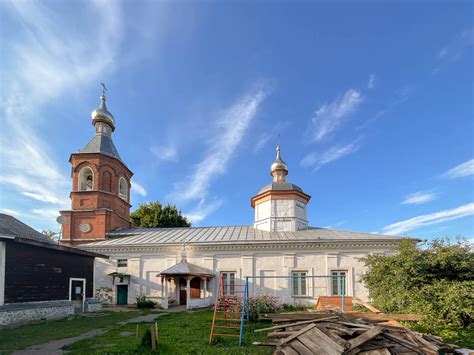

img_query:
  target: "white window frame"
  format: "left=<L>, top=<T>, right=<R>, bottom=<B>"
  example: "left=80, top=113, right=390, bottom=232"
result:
left=220, top=271, right=236, bottom=296
left=291, top=270, right=308, bottom=297
left=118, top=177, right=128, bottom=202
left=78, top=167, right=94, bottom=192
left=69, top=277, right=86, bottom=312
left=331, top=270, right=347, bottom=296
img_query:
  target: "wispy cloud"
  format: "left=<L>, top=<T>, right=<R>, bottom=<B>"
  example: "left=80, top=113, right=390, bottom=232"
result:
left=402, top=191, right=439, bottom=205
left=301, top=140, right=360, bottom=171
left=438, top=27, right=474, bottom=61
left=382, top=203, right=474, bottom=235
left=308, top=89, right=363, bottom=142
left=184, top=198, right=224, bottom=224
left=151, top=145, right=178, bottom=162
left=169, top=85, right=268, bottom=222
left=1, top=209, right=20, bottom=216
left=131, top=181, right=147, bottom=197
left=442, top=159, right=474, bottom=179
left=0, top=1, right=123, bottom=226
left=254, top=121, right=290, bottom=152
left=368, top=74, right=376, bottom=89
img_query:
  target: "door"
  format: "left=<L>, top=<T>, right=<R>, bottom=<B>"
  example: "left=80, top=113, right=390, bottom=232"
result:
left=331, top=271, right=347, bottom=296
left=221, top=272, right=236, bottom=296
left=69, top=278, right=85, bottom=313
left=190, top=277, right=201, bottom=299
left=179, top=278, right=187, bottom=305
left=117, top=285, right=128, bottom=305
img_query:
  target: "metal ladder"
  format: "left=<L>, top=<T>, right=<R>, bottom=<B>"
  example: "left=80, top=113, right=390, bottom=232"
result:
left=208, top=274, right=247, bottom=344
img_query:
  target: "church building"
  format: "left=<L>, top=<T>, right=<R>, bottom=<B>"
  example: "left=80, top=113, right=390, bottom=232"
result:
left=61, top=92, right=406, bottom=308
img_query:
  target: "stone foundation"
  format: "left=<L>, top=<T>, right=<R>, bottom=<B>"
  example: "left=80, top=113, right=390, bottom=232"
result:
left=0, top=300, right=74, bottom=328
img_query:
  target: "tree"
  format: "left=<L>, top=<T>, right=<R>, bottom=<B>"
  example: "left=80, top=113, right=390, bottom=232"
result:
left=130, top=202, right=191, bottom=228
left=360, top=238, right=473, bottom=333
left=41, top=229, right=59, bottom=242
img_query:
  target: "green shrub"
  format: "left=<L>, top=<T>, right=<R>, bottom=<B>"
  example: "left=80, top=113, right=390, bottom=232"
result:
left=136, top=295, right=155, bottom=309
left=361, top=237, right=473, bottom=333
left=282, top=304, right=311, bottom=312
left=248, top=295, right=283, bottom=321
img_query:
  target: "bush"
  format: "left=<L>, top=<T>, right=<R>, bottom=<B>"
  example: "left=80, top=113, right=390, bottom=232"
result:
left=248, top=295, right=283, bottom=321
left=361, top=237, right=473, bottom=333
left=136, top=295, right=156, bottom=309
left=282, top=304, right=311, bottom=312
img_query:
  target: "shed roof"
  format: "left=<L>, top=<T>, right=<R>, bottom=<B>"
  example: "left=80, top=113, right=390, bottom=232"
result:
left=80, top=226, right=404, bottom=248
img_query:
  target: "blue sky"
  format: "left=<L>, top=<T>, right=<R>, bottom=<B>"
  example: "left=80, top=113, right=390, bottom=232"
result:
left=0, top=1, right=473, bottom=241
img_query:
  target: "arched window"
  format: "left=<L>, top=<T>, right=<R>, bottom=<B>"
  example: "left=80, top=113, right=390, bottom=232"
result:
left=78, top=167, right=94, bottom=191
left=119, top=177, right=128, bottom=201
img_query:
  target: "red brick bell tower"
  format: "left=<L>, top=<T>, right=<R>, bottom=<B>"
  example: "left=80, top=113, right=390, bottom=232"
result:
left=59, top=86, right=133, bottom=245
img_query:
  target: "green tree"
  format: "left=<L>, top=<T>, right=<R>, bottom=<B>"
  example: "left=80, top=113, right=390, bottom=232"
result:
left=41, top=229, right=59, bottom=242
left=361, top=238, right=473, bottom=333
left=130, top=202, right=191, bottom=228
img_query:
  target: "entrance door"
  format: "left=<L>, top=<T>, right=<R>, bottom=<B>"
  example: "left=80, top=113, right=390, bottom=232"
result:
left=190, top=277, right=201, bottom=299
left=179, top=278, right=187, bottom=305
left=117, top=285, right=128, bottom=305
left=69, top=278, right=85, bottom=313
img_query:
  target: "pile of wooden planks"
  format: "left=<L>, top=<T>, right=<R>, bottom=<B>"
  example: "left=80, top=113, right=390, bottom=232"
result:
left=254, top=311, right=462, bottom=354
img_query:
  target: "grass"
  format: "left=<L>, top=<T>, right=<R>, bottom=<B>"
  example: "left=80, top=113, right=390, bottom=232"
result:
left=65, top=310, right=273, bottom=354
left=0, top=309, right=150, bottom=353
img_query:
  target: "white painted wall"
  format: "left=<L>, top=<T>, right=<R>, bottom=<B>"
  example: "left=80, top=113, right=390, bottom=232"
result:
left=254, top=199, right=308, bottom=232
left=93, top=244, right=391, bottom=306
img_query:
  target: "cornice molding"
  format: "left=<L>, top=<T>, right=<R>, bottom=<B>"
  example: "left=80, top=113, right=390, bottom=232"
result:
left=81, top=240, right=399, bottom=255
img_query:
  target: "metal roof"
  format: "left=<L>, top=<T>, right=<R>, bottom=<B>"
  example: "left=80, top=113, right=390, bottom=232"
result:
left=81, top=226, right=402, bottom=248
left=0, top=213, right=55, bottom=244
left=258, top=182, right=304, bottom=194
left=160, top=261, right=214, bottom=276
left=77, top=134, right=123, bottom=162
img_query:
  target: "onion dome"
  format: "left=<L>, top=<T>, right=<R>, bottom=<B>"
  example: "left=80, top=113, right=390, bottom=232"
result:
left=270, top=145, right=288, bottom=181
left=91, top=94, right=115, bottom=131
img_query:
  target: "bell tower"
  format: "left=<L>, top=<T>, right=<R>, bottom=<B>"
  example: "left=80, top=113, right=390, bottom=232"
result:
left=59, top=85, right=133, bottom=245
left=251, top=145, right=311, bottom=232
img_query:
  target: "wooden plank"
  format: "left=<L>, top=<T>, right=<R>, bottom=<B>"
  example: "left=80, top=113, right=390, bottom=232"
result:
left=352, top=297, right=381, bottom=313
left=289, top=339, right=313, bottom=355
left=298, top=332, right=344, bottom=355
left=383, top=333, right=424, bottom=354
left=346, top=312, right=422, bottom=321
left=347, top=326, right=384, bottom=351
left=254, top=316, right=339, bottom=333
left=252, top=341, right=279, bottom=346
left=306, top=327, right=346, bottom=353
left=279, top=345, right=299, bottom=355
left=268, top=331, right=295, bottom=338
left=359, top=349, right=391, bottom=355
left=338, top=321, right=372, bottom=329
left=279, top=323, right=316, bottom=346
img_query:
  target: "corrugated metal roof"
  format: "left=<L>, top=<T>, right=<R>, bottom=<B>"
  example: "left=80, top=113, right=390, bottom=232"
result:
left=81, top=226, right=401, bottom=247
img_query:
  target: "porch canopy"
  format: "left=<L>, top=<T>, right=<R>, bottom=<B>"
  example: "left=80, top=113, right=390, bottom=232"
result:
left=159, top=258, right=214, bottom=309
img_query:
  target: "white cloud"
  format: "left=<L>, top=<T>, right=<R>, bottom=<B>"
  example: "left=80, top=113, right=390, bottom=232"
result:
left=442, top=159, right=474, bottom=179
left=169, top=86, right=267, bottom=223
left=254, top=121, right=290, bottom=152
left=382, top=203, right=474, bottom=235
left=131, top=181, right=147, bottom=197
left=437, top=27, right=474, bottom=61
left=1, top=209, right=20, bottom=216
left=31, top=208, right=62, bottom=220
left=402, top=191, right=439, bottom=205
left=301, top=141, right=360, bottom=171
left=308, top=89, right=363, bottom=142
left=184, top=198, right=223, bottom=224
left=368, top=74, right=376, bottom=89
left=151, top=145, right=178, bottom=162
left=170, top=86, right=267, bottom=203
left=0, top=1, right=123, bottom=224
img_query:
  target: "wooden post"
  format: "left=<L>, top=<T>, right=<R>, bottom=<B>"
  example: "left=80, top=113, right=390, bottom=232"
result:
left=135, top=324, right=139, bottom=344
left=151, top=324, right=157, bottom=351
left=155, top=322, right=159, bottom=348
